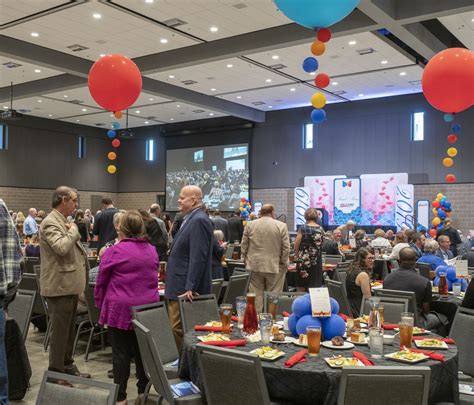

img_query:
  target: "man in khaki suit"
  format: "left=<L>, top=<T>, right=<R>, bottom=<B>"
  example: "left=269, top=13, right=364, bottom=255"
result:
left=241, top=204, right=290, bottom=312
left=40, top=186, right=90, bottom=382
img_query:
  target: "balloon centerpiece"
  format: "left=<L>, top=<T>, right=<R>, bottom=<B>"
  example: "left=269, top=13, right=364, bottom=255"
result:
left=433, top=266, right=468, bottom=292
left=429, top=193, right=452, bottom=238
left=240, top=198, right=252, bottom=225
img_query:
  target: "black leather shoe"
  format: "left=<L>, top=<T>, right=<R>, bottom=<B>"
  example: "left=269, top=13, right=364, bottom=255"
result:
left=64, top=365, right=91, bottom=379
left=47, top=378, right=73, bottom=387
left=107, top=369, right=114, bottom=378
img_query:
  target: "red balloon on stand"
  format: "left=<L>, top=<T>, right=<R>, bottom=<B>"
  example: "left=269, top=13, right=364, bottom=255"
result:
left=446, top=174, right=456, bottom=183
left=317, top=28, right=332, bottom=43
left=447, top=134, right=457, bottom=144
left=112, top=139, right=121, bottom=148
left=315, top=73, right=330, bottom=88
left=88, top=54, right=142, bottom=112
left=429, top=229, right=437, bottom=238
left=422, top=48, right=474, bottom=113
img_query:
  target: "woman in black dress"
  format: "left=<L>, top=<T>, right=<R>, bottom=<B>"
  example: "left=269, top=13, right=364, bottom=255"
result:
left=346, top=248, right=374, bottom=316
left=294, top=208, right=324, bottom=292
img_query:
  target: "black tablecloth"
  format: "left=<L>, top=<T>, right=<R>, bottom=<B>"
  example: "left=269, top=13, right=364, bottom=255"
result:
left=432, top=293, right=463, bottom=334
left=179, top=329, right=459, bottom=405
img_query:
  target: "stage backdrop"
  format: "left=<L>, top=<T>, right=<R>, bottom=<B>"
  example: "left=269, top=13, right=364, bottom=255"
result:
left=333, top=178, right=361, bottom=225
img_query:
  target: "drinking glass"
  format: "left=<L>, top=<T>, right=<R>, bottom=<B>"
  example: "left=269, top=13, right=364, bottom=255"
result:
left=369, top=327, right=384, bottom=359
left=219, top=304, right=233, bottom=334
left=235, top=296, right=246, bottom=328
left=399, top=312, right=414, bottom=349
left=452, top=282, right=461, bottom=296
left=306, top=326, right=321, bottom=357
left=378, top=305, right=385, bottom=326
left=259, top=313, right=273, bottom=344
left=267, top=293, right=279, bottom=320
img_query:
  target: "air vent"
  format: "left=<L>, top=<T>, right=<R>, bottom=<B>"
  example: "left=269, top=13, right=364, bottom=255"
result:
left=68, top=100, right=83, bottom=104
left=192, top=109, right=205, bottom=113
left=356, top=48, right=375, bottom=55
left=146, top=116, right=157, bottom=120
left=181, top=80, right=197, bottom=85
left=251, top=101, right=266, bottom=106
left=333, top=90, right=347, bottom=95
left=67, top=44, right=89, bottom=52
left=18, top=109, right=31, bottom=113
left=233, top=2, right=248, bottom=9
left=162, top=18, right=187, bottom=27
left=269, top=63, right=287, bottom=70
left=95, top=123, right=106, bottom=126
left=3, top=61, right=22, bottom=68
left=409, top=80, right=422, bottom=85
left=95, top=40, right=107, bottom=44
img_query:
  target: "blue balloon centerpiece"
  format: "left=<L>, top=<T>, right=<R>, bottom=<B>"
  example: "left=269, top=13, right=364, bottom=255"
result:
left=434, top=265, right=469, bottom=291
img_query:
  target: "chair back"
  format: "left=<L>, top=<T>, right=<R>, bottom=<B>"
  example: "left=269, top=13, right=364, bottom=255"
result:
left=36, top=370, right=118, bottom=405
left=337, top=366, right=430, bottom=405
left=18, top=273, right=44, bottom=314
left=326, top=280, right=352, bottom=317
left=24, top=257, right=40, bottom=274
left=88, top=257, right=98, bottom=269
left=416, top=263, right=431, bottom=280
left=450, top=307, right=474, bottom=377
left=84, top=284, right=101, bottom=324
left=324, top=255, right=343, bottom=264
left=222, top=273, right=251, bottom=311
left=179, top=294, right=219, bottom=334
left=263, top=291, right=305, bottom=314
left=360, top=296, right=409, bottom=323
left=33, top=265, right=50, bottom=316
left=132, top=302, right=178, bottom=365
left=233, top=267, right=248, bottom=276
left=8, top=289, right=36, bottom=341
left=196, top=344, right=271, bottom=405
left=211, top=278, right=224, bottom=301
left=373, top=289, right=419, bottom=326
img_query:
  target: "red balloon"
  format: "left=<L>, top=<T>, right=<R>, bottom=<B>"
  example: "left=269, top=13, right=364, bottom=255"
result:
left=432, top=200, right=440, bottom=208
left=446, top=174, right=456, bottom=183
left=317, top=28, right=332, bottom=43
left=429, top=229, right=437, bottom=238
left=88, top=54, right=142, bottom=112
left=447, top=134, right=457, bottom=144
left=315, top=73, right=330, bottom=88
left=112, top=139, right=121, bottom=148
left=422, top=48, right=474, bottom=113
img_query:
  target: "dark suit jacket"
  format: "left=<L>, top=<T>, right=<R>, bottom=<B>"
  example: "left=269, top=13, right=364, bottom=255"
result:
left=212, top=216, right=230, bottom=241
left=165, top=208, right=213, bottom=300
left=436, top=248, right=454, bottom=261
left=322, top=240, right=340, bottom=255
left=228, top=216, right=244, bottom=243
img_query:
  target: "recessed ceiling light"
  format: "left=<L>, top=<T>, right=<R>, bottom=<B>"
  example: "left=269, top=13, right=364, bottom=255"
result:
left=110, top=114, right=114, bottom=117
left=81, top=108, right=87, bottom=112
left=236, top=96, right=242, bottom=99
left=63, top=95, right=68, bottom=98
left=168, top=75, right=175, bottom=79
left=176, top=105, right=181, bottom=108
left=37, top=99, right=42, bottom=103
left=48, top=114, right=52, bottom=117
left=34, top=69, right=41, bottom=73
left=265, top=79, right=272, bottom=83
left=290, top=88, right=296, bottom=92
left=358, top=93, right=364, bottom=97
left=332, top=81, right=338, bottom=86
left=100, top=53, right=106, bottom=57
left=381, top=60, right=388, bottom=64
left=145, top=0, right=154, bottom=3
left=349, top=40, right=357, bottom=45
left=226, top=64, right=233, bottom=68
left=272, top=55, right=279, bottom=60
left=3, top=106, right=8, bottom=109
left=135, top=110, right=141, bottom=114
left=93, top=13, right=102, bottom=19
left=160, top=38, right=168, bottom=44
left=210, top=88, right=216, bottom=91
left=210, top=26, right=218, bottom=32
left=400, top=71, right=407, bottom=76
left=209, top=113, right=214, bottom=116
left=170, top=118, right=174, bottom=121
left=145, top=121, right=150, bottom=124
left=309, top=72, right=316, bottom=75
left=149, top=98, right=154, bottom=101
left=76, top=119, right=80, bottom=122
left=268, top=106, right=273, bottom=109
left=31, top=32, right=39, bottom=37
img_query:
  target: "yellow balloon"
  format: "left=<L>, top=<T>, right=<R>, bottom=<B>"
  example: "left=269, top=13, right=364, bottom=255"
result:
left=442, top=157, right=453, bottom=167
left=432, top=217, right=441, bottom=226
left=107, top=165, right=117, bottom=174
left=436, top=193, right=444, bottom=200
left=447, top=147, right=457, bottom=157
left=311, top=92, right=327, bottom=109
left=432, top=208, right=438, bottom=215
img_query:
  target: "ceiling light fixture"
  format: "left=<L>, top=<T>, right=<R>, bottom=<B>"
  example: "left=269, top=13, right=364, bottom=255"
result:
left=81, top=108, right=87, bottom=111
left=381, top=60, right=388, bottom=64
left=160, top=38, right=168, bottom=44
left=169, top=75, right=175, bottom=79
left=48, top=114, right=52, bottom=117
left=34, top=69, right=41, bottom=73
left=149, top=98, right=154, bottom=101
left=400, top=71, right=407, bottom=76
left=290, top=88, right=296, bottom=92
left=93, top=13, right=102, bottom=19
left=176, top=105, right=181, bottom=108
left=358, top=93, right=364, bottom=97
left=145, top=121, right=150, bottom=124
left=272, top=55, right=279, bottom=60
left=37, top=99, right=42, bottom=103
left=170, top=118, right=174, bottom=121
left=265, top=79, right=272, bottom=83
left=236, top=96, right=242, bottom=99
left=210, top=26, right=218, bottom=32
left=135, top=110, right=141, bottom=113
left=309, top=72, right=316, bottom=75
left=348, top=40, right=357, bottom=45
left=63, top=95, right=68, bottom=98
left=76, top=119, right=80, bottom=122
left=226, top=64, right=233, bottom=68
left=268, top=106, right=273, bottom=109
left=332, top=81, right=338, bottom=85
left=210, top=88, right=216, bottom=91
left=209, top=113, right=214, bottom=116
left=31, top=32, right=39, bottom=37
left=100, top=53, right=106, bottom=57
left=3, top=106, right=8, bottom=109
left=145, top=0, right=154, bottom=3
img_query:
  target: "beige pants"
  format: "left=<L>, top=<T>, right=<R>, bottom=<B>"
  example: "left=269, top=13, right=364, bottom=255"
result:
left=167, top=300, right=183, bottom=351
left=249, top=271, right=286, bottom=313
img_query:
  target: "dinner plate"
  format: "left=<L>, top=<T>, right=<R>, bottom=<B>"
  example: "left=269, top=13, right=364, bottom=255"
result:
left=384, top=351, right=429, bottom=364
left=324, top=357, right=364, bottom=368
left=196, top=334, right=230, bottom=343
left=414, top=339, right=448, bottom=350
left=346, top=337, right=369, bottom=346
left=321, top=340, right=355, bottom=350
left=270, top=336, right=296, bottom=344
left=249, top=348, right=285, bottom=361
left=293, top=340, right=307, bottom=348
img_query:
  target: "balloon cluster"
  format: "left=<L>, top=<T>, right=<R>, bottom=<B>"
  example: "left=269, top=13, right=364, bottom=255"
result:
left=429, top=193, right=452, bottom=238
left=441, top=118, right=461, bottom=183
left=288, top=294, right=346, bottom=340
left=240, top=198, right=252, bottom=225
left=433, top=266, right=468, bottom=292
left=105, top=114, right=122, bottom=174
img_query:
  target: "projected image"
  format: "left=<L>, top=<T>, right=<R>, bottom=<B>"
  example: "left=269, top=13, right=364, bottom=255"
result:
left=166, top=144, right=249, bottom=211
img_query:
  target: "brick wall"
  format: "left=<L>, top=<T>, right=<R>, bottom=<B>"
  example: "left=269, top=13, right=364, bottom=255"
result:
left=115, top=192, right=164, bottom=211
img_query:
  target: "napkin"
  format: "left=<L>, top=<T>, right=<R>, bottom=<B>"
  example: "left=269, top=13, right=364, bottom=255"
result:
left=201, top=339, right=246, bottom=347
left=284, top=349, right=307, bottom=368
left=352, top=351, right=374, bottom=366
left=282, top=311, right=290, bottom=317
left=231, top=316, right=239, bottom=322
left=412, top=337, right=455, bottom=344
left=338, top=313, right=349, bottom=321
left=194, top=326, right=223, bottom=332
left=409, top=348, right=445, bottom=362
left=382, top=323, right=399, bottom=330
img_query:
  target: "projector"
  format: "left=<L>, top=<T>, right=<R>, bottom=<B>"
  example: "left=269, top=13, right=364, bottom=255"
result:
left=119, top=129, right=135, bottom=138
left=1, top=109, right=23, bottom=120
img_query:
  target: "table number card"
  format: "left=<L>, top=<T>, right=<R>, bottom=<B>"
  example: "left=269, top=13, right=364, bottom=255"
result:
left=455, top=259, right=468, bottom=278
left=309, top=288, right=331, bottom=317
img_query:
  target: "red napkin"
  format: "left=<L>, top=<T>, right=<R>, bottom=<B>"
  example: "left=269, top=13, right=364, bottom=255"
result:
left=338, top=313, right=348, bottom=321
left=409, top=348, right=445, bottom=362
left=201, top=339, right=246, bottom=347
left=382, top=323, right=399, bottom=330
left=412, top=337, right=455, bottom=344
left=282, top=311, right=290, bottom=317
left=284, top=349, right=307, bottom=368
left=352, top=351, right=374, bottom=366
left=194, top=326, right=222, bottom=332
left=231, top=316, right=239, bottom=322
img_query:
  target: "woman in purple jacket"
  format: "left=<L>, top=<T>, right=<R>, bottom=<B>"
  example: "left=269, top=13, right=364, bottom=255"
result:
left=95, top=210, right=159, bottom=405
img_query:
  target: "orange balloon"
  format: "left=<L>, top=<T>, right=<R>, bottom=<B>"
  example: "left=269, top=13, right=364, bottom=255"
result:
left=447, top=147, right=457, bottom=157
left=108, top=151, right=117, bottom=160
left=442, top=157, right=453, bottom=167
left=114, top=111, right=123, bottom=119
left=311, top=41, right=326, bottom=56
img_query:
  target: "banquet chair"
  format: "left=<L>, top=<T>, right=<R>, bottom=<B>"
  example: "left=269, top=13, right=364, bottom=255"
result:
left=360, top=297, right=409, bottom=324
left=263, top=291, right=305, bottom=315
left=450, top=307, right=474, bottom=380
left=211, top=278, right=224, bottom=302
left=32, top=264, right=53, bottom=351
left=24, top=256, right=40, bottom=274
left=373, top=289, right=419, bottom=326
left=36, top=370, right=118, bottom=405
left=222, top=273, right=251, bottom=311
left=133, top=320, right=202, bottom=405
left=179, top=294, right=219, bottom=334
left=17, top=273, right=46, bottom=330
left=7, top=289, right=36, bottom=342
left=326, top=280, right=353, bottom=317
left=324, top=255, right=343, bottom=264
left=416, top=263, right=432, bottom=280
left=196, top=344, right=272, bottom=405
left=337, top=366, right=430, bottom=405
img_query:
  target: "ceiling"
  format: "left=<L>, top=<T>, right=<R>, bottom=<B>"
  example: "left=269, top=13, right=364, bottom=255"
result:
left=0, top=0, right=472, bottom=129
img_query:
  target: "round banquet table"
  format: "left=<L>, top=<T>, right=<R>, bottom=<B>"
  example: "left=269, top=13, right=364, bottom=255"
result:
left=179, top=329, right=459, bottom=405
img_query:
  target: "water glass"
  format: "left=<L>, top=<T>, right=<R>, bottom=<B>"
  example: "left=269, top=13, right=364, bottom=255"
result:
left=259, top=313, right=273, bottom=344
left=283, top=316, right=289, bottom=331
left=452, top=282, right=461, bottom=296
left=236, top=296, right=246, bottom=328
left=369, top=327, right=384, bottom=359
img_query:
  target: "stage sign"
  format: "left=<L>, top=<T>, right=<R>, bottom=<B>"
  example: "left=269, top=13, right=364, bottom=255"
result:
left=294, top=187, right=310, bottom=231
left=416, top=200, right=430, bottom=232
left=395, top=184, right=415, bottom=231
left=333, top=178, right=361, bottom=225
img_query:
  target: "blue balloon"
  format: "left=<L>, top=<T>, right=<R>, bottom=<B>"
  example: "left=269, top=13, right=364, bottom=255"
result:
left=330, top=297, right=340, bottom=315
left=112, top=121, right=121, bottom=129
left=288, top=313, right=299, bottom=337
left=437, top=225, right=444, bottom=231
left=321, top=314, right=346, bottom=340
left=296, top=315, right=322, bottom=336
left=438, top=211, right=447, bottom=220
left=302, top=57, right=318, bottom=73
left=445, top=201, right=451, bottom=209
left=446, top=266, right=457, bottom=282
left=107, top=129, right=116, bottom=139
left=274, top=0, right=360, bottom=29
left=435, top=265, right=448, bottom=277
left=292, top=296, right=312, bottom=318
left=451, top=124, right=462, bottom=133
left=443, top=113, right=454, bottom=123
left=440, top=196, right=447, bottom=204
left=311, top=108, right=326, bottom=124
left=461, top=279, right=468, bottom=292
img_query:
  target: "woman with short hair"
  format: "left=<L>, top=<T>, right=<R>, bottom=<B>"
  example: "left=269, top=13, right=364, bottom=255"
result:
left=371, top=229, right=392, bottom=249
left=346, top=248, right=374, bottom=316
left=387, top=232, right=410, bottom=260
left=417, top=239, right=445, bottom=270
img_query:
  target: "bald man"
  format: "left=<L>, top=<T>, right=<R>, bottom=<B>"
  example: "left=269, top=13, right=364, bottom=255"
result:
left=165, top=185, right=213, bottom=348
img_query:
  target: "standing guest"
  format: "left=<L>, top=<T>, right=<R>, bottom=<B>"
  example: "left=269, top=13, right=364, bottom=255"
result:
left=385, top=229, right=395, bottom=243
left=74, top=209, right=90, bottom=243
left=23, top=208, right=38, bottom=238
left=25, top=234, right=41, bottom=258
left=211, top=230, right=226, bottom=279
left=340, top=220, right=356, bottom=245
left=212, top=209, right=230, bottom=242
left=163, top=213, right=173, bottom=234
left=436, top=235, right=454, bottom=261
left=438, top=219, right=462, bottom=257
left=228, top=210, right=244, bottom=243
left=15, top=212, right=25, bottom=231
left=36, top=210, right=47, bottom=226
left=0, top=198, right=22, bottom=402
left=165, top=186, right=213, bottom=349
left=386, top=232, right=410, bottom=260
left=249, top=212, right=257, bottom=221
left=150, top=204, right=169, bottom=252
left=93, top=197, right=119, bottom=251
left=417, top=240, right=445, bottom=270
left=170, top=212, right=184, bottom=239
left=409, top=232, right=426, bottom=259
left=294, top=208, right=324, bottom=292
left=241, top=204, right=290, bottom=312
left=39, top=186, right=90, bottom=382
left=95, top=211, right=158, bottom=405
left=139, top=209, right=168, bottom=262
left=371, top=229, right=392, bottom=250
left=346, top=248, right=374, bottom=316
left=461, top=278, right=474, bottom=309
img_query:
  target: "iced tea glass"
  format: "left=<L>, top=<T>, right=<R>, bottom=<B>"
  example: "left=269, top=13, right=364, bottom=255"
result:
left=306, top=326, right=321, bottom=357
left=219, top=304, right=233, bottom=334
left=399, top=312, right=414, bottom=349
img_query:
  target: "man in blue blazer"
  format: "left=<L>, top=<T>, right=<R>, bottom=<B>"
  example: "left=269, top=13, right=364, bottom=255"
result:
left=165, top=185, right=213, bottom=348
left=436, top=235, right=454, bottom=261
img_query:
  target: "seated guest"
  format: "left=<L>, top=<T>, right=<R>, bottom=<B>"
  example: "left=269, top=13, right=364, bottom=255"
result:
left=384, top=248, right=441, bottom=330
left=436, top=235, right=454, bottom=261
left=371, top=229, right=392, bottom=249
left=385, top=229, right=395, bottom=243
left=212, top=230, right=226, bottom=279
left=322, top=230, right=341, bottom=256
left=437, top=219, right=461, bottom=256
left=461, top=278, right=474, bottom=309
left=24, top=234, right=41, bottom=258
left=417, top=240, right=445, bottom=270
left=386, top=232, right=410, bottom=260
left=346, top=248, right=374, bottom=316
left=409, top=232, right=425, bottom=259
left=354, top=229, right=368, bottom=249
left=340, top=220, right=356, bottom=245
left=95, top=211, right=159, bottom=405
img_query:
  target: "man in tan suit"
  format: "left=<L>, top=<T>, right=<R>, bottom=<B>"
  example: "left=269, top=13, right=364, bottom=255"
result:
left=40, top=186, right=90, bottom=382
left=241, top=204, right=290, bottom=312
